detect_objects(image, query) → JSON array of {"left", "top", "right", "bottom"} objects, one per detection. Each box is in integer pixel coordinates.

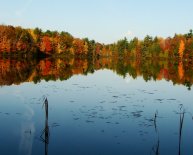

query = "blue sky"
[{"left": 0, "top": 0, "right": 193, "bottom": 43}]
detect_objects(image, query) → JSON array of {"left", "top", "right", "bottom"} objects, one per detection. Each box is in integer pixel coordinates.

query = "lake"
[{"left": 0, "top": 57, "right": 193, "bottom": 155}]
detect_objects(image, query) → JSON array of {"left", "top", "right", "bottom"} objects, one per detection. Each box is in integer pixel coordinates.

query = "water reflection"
[
  {"left": 0, "top": 57, "right": 193, "bottom": 90},
  {"left": 0, "top": 57, "right": 193, "bottom": 155}
]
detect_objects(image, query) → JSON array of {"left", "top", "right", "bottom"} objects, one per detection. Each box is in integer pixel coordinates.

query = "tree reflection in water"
[{"left": 0, "top": 57, "right": 193, "bottom": 90}]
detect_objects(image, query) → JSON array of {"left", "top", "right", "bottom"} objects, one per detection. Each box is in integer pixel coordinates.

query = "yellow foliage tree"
[{"left": 178, "top": 40, "right": 185, "bottom": 59}]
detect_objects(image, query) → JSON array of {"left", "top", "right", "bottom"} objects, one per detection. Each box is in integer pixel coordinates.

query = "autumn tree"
[
  {"left": 40, "top": 36, "right": 53, "bottom": 54},
  {"left": 58, "top": 32, "right": 73, "bottom": 54},
  {"left": 178, "top": 40, "right": 185, "bottom": 60},
  {"left": 71, "top": 38, "right": 85, "bottom": 55},
  {"left": 83, "top": 38, "right": 97, "bottom": 57},
  {"left": 95, "top": 43, "right": 103, "bottom": 57},
  {"left": 34, "top": 28, "right": 42, "bottom": 39},
  {"left": 0, "top": 25, "right": 34, "bottom": 53}
]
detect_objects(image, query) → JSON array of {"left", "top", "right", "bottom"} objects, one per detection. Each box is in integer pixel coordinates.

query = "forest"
[
  {"left": 0, "top": 25, "right": 193, "bottom": 61},
  {"left": 1, "top": 25, "right": 193, "bottom": 89}
]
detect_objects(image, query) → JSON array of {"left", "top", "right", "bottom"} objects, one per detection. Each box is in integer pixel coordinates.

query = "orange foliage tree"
[
  {"left": 178, "top": 40, "right": 185, "bottom": 60},
  {"left": 72, "top": 38, "right": 87, "bottom": 55}
]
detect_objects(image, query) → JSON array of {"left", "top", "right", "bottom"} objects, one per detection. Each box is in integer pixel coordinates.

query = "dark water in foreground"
[{"left": 0, "top": 58, "right": 193, "bottom": 155}]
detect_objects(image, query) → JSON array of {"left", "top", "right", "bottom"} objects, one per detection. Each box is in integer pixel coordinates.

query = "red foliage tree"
[{"left": 40, "top": 36, "right": 53, "bottom": 54}]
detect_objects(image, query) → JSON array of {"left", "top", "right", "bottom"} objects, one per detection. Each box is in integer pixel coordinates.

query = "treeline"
[
  {"left": 0, "top": 25, "right": 103, "bottom": 57},
  {"left": 107, "top": 30, "right": 193, "bottom": 60},
  {"left": 0, "top": 25, "right": 193, "bottom": 60}
]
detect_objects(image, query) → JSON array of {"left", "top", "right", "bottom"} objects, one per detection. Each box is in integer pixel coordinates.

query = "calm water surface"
[{"left": 0, "top": 68, "right": 193, "bottom": 155}]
